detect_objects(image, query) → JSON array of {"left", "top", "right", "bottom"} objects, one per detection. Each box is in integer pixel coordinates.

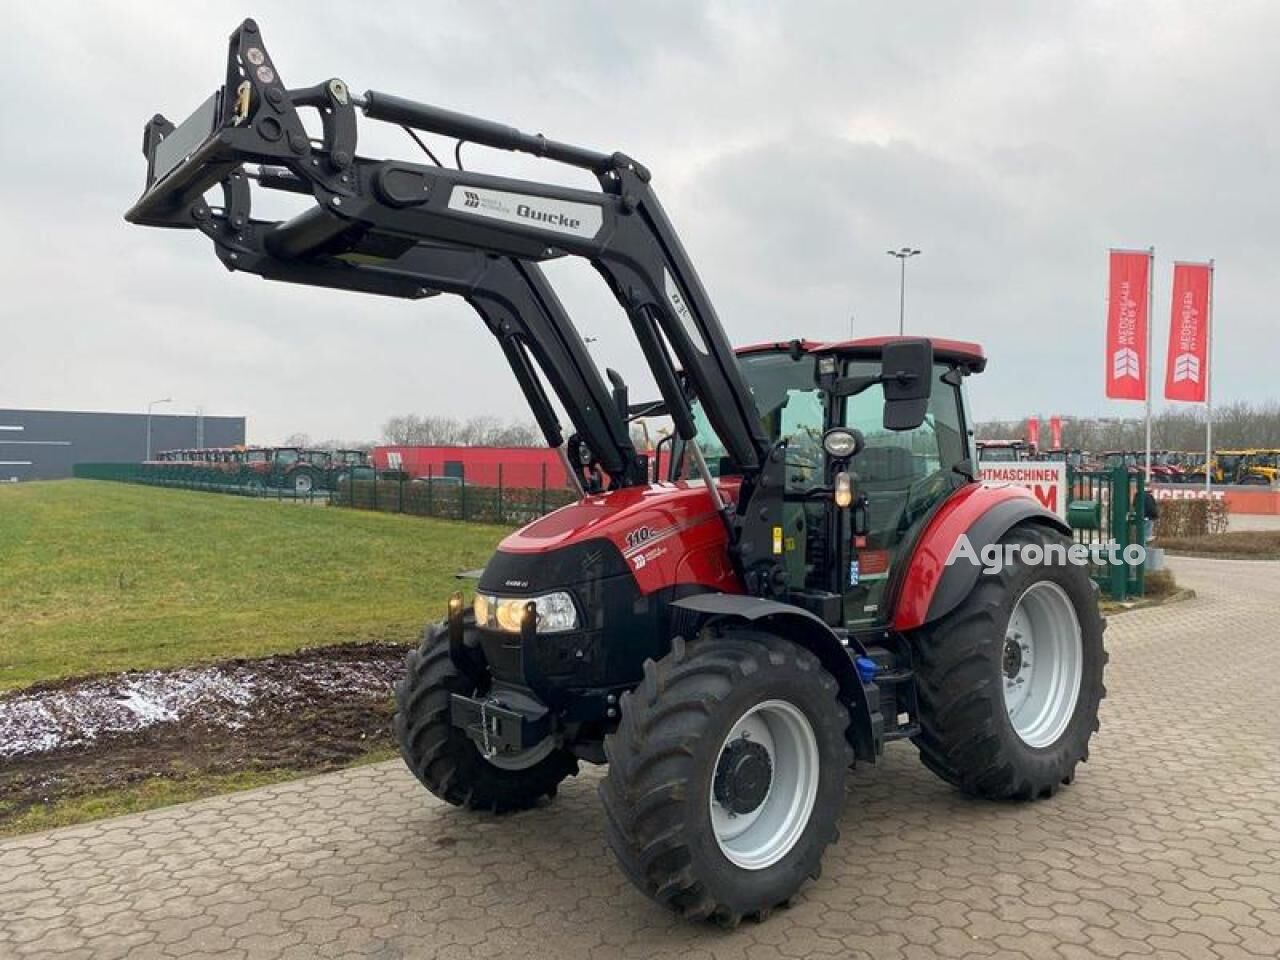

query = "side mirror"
[{"left": 882, "top": 339, "right": 933, "bottom": 431}]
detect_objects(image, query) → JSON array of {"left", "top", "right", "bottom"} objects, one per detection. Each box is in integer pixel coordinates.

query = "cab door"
[{"left": 840, "top": 361, "right": 970, "bottom": 627}]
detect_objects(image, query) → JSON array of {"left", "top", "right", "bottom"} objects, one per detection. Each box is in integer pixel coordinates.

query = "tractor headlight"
[{"left": 473, "top": 591, "right": 579, "bottom": 634}]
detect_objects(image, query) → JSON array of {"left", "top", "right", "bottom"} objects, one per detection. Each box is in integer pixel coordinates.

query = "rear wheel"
[
  {"left": 393, "top": 625, "right": 578, "bottom": 812},
  {"left": 600, "top": 631, "right": 850, "bottom": 925},
  {"left": 911, "top": 524, "right": 1106, "bottom": 800},
  {"left": 292, "top": 470, "right": 315, "bottom": 494}
]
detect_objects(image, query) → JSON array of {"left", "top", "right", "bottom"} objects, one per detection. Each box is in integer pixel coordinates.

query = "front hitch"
[{"left": 450, "top": 687, "right": 553, "bottom": 758}]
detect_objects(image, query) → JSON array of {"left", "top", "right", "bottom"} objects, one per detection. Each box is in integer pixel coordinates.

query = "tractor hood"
[{"left": 479, "top": 480, "right": 742, "bottom": 596}]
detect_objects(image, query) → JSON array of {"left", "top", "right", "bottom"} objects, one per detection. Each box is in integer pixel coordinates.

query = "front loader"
[{"left": 126, "top": 19, "right": 1107, "bottom": 926}]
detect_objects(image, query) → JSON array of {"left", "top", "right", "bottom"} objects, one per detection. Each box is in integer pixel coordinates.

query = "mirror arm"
[{"left": 830, "top": 374, "right": 883, "bottom": 398}]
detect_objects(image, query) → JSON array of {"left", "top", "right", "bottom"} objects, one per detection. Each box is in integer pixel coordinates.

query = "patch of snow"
[{"left": 0, "top": 655, "right": 398, "bottom": 760}]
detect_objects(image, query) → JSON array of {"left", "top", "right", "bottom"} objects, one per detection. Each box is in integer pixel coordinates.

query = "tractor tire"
[
  {"left": 600, "top": 631, "right": 851, "bottom": 926},
  {"left": 911, "top": 523, "right": 1106, "bottom": 801},
  {"left": 292, "top": 470, "right": 315, "bottom": 494},
  {"left": 393, "top": 624, "right": 578, "bottom": 812}
]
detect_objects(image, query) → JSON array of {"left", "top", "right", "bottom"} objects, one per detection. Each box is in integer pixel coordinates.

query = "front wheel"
[
  {"left": 600, "top": 631, "right": 851, "bottom": 926},
  {"left": 393, "top": 625, "right": 578, "bottom": 812},
  {"left": 911, "top": 523, "right": 1107, "bottom": 801}
]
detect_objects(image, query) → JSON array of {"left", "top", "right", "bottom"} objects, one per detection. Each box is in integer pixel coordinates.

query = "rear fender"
[
  {"left": 892, "top": 485, "right": 1070, "bottom": 631},
  {"left": 671, "top": 594, "right": 880, "bottom": 763}
]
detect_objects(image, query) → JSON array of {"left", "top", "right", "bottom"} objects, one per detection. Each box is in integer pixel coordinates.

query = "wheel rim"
[
  {"left": 1002, "top": 581, "right": 1084, "bottom": 748},
  {"left": 709, "top": 699, "right": 819, "bottom": 871},
  {"left": 295, "top": 474, "right": 312, "bottom": 493},
  {"left": 482, "top": 735, "right": 556, "bottom": 770}
]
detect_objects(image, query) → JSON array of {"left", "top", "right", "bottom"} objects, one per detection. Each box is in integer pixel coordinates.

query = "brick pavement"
[{"left": 2, "top": 556, "right": 1277, "bottom": 959}]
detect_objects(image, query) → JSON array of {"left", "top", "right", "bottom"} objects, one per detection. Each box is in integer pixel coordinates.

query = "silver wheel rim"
[
  {"left": 709, "top": 699, "right": 819, "bottom": 871},
  {"left": 1003, "top": 581, "right": 1084, "bottom": 748},
  {"left": 294, "top": 474, "right": 312, "bottom": 493}
]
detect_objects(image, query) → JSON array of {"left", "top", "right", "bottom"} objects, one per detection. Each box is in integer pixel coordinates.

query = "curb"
[{"left": 1102, "top": 587, "right": 1197, "bottom": 616}]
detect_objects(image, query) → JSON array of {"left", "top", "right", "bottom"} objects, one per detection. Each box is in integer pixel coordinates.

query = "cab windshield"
[
  {"left": 685, "top": 352, "right": 820, "bottom": 484},
  {"left": 684, "top": 351, "right": 967, "bottom": 492}
]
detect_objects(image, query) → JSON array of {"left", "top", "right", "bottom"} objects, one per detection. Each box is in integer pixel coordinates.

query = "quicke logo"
[
  {"left": 516, "top": 203, "right": 580, "bottom": 230},
  {"left": 463, "top": 191, "right": 480, "bottom": 208}
]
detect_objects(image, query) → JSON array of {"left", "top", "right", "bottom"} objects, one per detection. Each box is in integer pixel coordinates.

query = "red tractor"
[
  {"left": 976, "top": 439, "right": 1033, "bottom": 462},
  {"left": 241, "top": 446, "right": 322, "bottom": 493},
  {"left": 127, "top": 21, "right": 1106, "bottom": 925}
]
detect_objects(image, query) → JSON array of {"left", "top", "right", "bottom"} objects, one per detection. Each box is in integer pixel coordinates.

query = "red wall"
[{"left": 373, "top": 446, "right": 569, "bottom": 488}]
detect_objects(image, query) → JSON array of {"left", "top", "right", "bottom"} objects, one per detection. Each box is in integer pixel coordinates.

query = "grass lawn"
[
  {"left": 0, "top": 480, "right": 508, "bottom": 692},
  {"left": 1159, "top": 529, "right": 1280, "bottom": 559},
  {"left": 0, "top": 746, "right": 398, "bottom": 839}
]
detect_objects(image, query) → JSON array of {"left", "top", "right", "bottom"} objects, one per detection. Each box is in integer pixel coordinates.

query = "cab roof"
[{"left": 735, "top": 336, "right": 987, "bottom": 373}]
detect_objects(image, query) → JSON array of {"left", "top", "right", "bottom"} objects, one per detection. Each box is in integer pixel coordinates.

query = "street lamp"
[
  {"left": 886, "top": 247, "right": 922, "bottom": 335},
  {"left": 145, "top": 397, "right": 172, "bottom": 461}
]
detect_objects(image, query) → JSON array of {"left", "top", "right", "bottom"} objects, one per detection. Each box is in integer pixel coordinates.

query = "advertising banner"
[
  {"left": 1105, "top": 250, "right": 1151, "bottom": 401},
  {"left": 1164, "top": 262, "right": 1212, "bottom": 403},
  {"left": 979, "top": 462, "right": 1068, "bottom": 519}
]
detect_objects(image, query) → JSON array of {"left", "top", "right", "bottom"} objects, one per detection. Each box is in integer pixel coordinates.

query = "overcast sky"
[{"left": 2, "top": 1, "right": 1277, "bottom": 444}]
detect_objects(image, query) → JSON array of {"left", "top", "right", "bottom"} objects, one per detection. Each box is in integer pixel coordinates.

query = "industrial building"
[
  {"left": 0, "top": 408, "right": 246, "bottom": 482},
  {"left": 373, "top": 445, "right": 569, "bottom": 488}
]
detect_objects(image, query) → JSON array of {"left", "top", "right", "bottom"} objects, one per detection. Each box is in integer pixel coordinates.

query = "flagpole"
[
  {"left": 1205, "top": 258, "right": 1215, "bottom": 495},
  {"left": 1144, "top": 247, "right": 1154, "bottom": 486}
]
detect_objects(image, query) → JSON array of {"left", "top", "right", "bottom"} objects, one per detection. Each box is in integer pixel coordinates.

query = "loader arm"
[
  {"left": 125, "top": 17, "right": 770, "bottom": 480},
  {"left": 124, "top": 22, "right": 645, "bottom": 489},
  {"left": 208, "top": 215, "right": 643, "bottom": 488}
]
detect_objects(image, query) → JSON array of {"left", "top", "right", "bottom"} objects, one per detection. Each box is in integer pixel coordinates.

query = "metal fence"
[
  {"left": 73, "top": 462, "right": 328, "bottom": 502},
  {"left": 331, "top": 467, "right": 577, "bottom": 525},
  {"left": 72, "top": 461, "right": 578, "bottom": 525},
  {"left": 1065, "top": 465, "right": 1146, "bottom": 599}
]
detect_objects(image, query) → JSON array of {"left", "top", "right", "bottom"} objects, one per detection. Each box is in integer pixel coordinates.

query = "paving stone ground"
[{"left": 3, "top": 556, "right": 1278, "bottom": 960}]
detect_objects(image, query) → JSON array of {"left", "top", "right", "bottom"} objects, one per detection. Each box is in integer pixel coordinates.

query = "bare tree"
[
  {"left": 380, "top": 414, "right": 542, "bottom": 447},
  {"left": 977, "top": 401, "right": 1280, "bottom": 451}
]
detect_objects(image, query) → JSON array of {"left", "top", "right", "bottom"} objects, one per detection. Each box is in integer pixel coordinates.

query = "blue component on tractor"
[{"left": 855, "top": 656, "right": 879, "bottom": 684}]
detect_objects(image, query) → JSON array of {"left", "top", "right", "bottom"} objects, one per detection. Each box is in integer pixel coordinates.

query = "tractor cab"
[
  {"left": 977, "top": 440, "right": 1031, "bottom": 463},
  {"left": 677, "top": 337, "right": 981, "bottom": 628},
  {"left": 1039, "top": 447, "right": 1084, "bottom": 468}
]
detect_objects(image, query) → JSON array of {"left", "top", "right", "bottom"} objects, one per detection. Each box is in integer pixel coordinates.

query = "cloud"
[{"left": 2, "top": 1, "right": 1276, "bottom": 443}]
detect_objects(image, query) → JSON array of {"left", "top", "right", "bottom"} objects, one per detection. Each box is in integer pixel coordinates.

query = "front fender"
[
  {"left": 891, "top": 484, "right": 1070, "bottom": 632},
  {"left": 671, "top": 594, "right": 881, "bottom": 763}
]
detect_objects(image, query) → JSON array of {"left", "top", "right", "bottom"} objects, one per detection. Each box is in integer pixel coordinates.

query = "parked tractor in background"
[
  {"left": 976, "top": 439, "right": 1033, "bottom": 462},
  {"left": 127, "top": 20, "right": 1107, "bottom": 925},
  {"left": 1036, "top": 447, "right": 1085, "bottom": 468},
  {"left": 1217, "top": 449, "right": 1277, "bottom": 485},
  {"left": 241, "top": 447, "right": 321, "bottom": 493}
]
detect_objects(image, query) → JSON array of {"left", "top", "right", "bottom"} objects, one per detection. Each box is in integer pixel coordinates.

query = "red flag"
[
  {"left": 1105, "top": 250, "right": 1151, "bottom": 400},
  {"left": 1026, "top": 417, "right": 1040, "bottom": 449},
  {"left": 1164, "top": 262, "right": 1212, "bottom": 403},
  {"left": 1049, "top": 416, "right": 1063, "bottom": 449}
]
